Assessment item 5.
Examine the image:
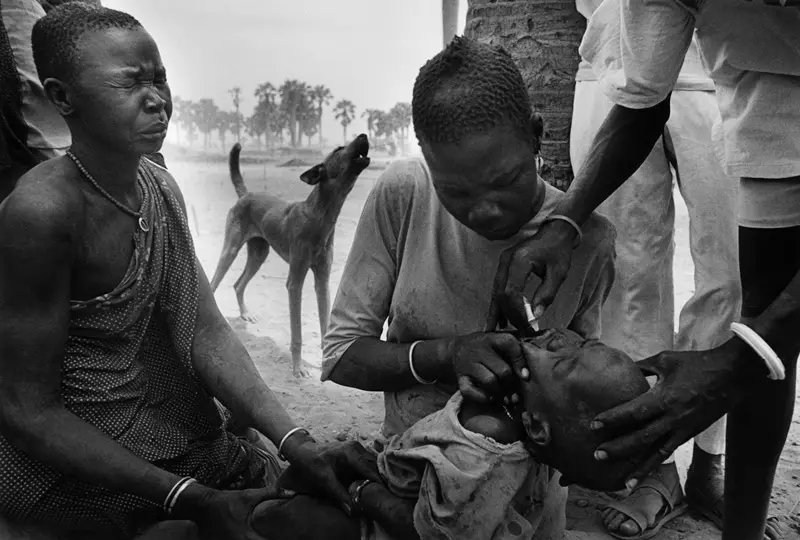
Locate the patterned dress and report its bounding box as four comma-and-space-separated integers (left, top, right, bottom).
0, 158, 280, 538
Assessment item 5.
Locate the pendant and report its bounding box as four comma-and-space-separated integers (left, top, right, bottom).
138, 217, 150, 232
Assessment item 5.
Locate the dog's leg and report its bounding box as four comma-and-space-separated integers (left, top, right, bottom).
210, 214, 246, 293
312, 245, 333, 351
287, 259, 311, 378
233, 238, 270, 323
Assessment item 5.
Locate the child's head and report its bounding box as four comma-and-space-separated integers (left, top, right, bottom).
32, 3, 171, 155
513, 329, 648, 491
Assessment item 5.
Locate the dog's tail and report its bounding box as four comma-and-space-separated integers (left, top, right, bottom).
229, 143, 248, 198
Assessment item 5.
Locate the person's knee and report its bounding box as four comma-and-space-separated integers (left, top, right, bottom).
135, 520, 198, 540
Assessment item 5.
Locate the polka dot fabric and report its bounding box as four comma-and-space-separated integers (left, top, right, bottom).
0, 159, 248, 537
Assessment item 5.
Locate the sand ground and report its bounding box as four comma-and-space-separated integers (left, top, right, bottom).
164, 146, 799, 540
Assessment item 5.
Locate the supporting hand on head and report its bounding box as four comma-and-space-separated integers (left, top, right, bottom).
589, 341, 751, 489
485, 220, 579, 334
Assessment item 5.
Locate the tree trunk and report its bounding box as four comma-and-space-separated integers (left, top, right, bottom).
464, 0, 584, 191
288, 111, 298, 147
342, 125, 347, 145
442, 0, 460, 48
318, 111, 324, 146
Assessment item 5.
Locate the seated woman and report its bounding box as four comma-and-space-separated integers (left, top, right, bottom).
249, 330, 650, 540
320, 35, 618, 540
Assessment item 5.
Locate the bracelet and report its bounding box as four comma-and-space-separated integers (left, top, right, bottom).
730, 322, 786, 381
352, 479, 373, 510
409, 340, 437, 385
163, 477, 196, 516
277, 427, 310, 461
543, 214, 583, 249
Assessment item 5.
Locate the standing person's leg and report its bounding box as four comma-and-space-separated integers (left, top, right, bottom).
571, 81, 686, 539
663, 89, 740, 527
724, 178, 800, 540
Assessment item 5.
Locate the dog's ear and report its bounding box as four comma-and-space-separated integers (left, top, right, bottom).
300, 164, 327, 185
529, 111, 544, 154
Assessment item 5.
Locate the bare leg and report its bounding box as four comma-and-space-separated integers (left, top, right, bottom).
723, 225, 800, 540
135, 521, 199, 540
233, 238, 270, 323
251, 496, 360, 540
312, 251, 332, 350
287, 260, 310, 378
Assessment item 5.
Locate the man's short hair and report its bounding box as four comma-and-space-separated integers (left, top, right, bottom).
412, 36, 534, 146
32, 2, 141, 85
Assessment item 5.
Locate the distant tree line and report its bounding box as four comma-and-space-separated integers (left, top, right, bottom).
171, 80, 412, 153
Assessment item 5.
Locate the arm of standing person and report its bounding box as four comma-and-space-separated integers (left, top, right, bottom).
323, 160, 527, 403
485, 0, 693, 331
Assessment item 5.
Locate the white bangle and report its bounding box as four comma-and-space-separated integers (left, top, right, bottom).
277, 427, 310, 461
730, 322, 786, 381
543, 214, 583, 249
164, 477, 196, 516
409, 340, 437, 385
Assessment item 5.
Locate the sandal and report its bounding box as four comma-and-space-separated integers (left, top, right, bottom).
601, 464, 688, 540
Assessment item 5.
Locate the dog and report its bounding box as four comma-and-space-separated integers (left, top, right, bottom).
209, 134, 371, 377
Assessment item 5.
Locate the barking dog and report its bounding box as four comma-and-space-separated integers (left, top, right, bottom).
209, 134, 371, 377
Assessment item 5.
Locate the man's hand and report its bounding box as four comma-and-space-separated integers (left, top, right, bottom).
280, 438, 383, 516
588, 341, 753, 489
485, 220, 578, 333
447, 332, 529, 403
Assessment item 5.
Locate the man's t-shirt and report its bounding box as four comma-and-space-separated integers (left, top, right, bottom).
578, 0, 800, 180
322, 157, 616, 439
574, 0, 714, 92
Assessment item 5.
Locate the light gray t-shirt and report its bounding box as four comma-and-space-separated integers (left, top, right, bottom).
322, 157, 616, 439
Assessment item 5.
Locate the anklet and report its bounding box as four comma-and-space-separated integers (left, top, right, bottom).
730, 322, 786, 381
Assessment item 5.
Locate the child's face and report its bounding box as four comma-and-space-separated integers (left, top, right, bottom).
512, 329, 648, 491
66, 26, 172, 154
521, 331, 637, 416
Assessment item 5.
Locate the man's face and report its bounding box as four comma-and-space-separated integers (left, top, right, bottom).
420, 123, 541, 241
68, 27, 171, 154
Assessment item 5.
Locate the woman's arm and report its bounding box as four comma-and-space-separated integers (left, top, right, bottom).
323, 160, 454, 391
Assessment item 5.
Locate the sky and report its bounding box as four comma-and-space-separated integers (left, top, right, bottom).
101, 0, 469, 146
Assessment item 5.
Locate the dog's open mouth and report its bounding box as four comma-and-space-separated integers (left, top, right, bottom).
353, 144, 370, 168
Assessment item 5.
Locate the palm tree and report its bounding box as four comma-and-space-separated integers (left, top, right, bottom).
217, 110, 235, 150
389, 102, 412, 155
361, 108, 381, 139
194, 98, 219, 150
228, 86, 243, 142
442, 0, 460, 47
463, 0, 585, 190
171, 95, 185, 145
311, 85, 333, 147
333, 99, 356, 145
297, 94, 318, 147
278, 79, 307, 148
254, 82, 278, 148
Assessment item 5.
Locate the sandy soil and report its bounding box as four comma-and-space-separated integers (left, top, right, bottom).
165, 148, 799, 540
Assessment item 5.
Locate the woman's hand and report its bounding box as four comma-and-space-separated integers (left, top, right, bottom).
279, 435, 383, 516
446, 332, 529, 403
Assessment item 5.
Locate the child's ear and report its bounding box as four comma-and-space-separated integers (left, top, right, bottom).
521, 411, 551, 453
